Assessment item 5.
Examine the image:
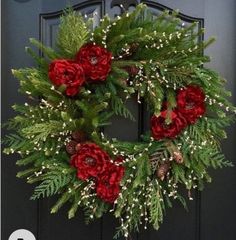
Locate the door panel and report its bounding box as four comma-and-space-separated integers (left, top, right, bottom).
202, 1, 236, 239
2, 1, 41, 240
2, 1, 236, 240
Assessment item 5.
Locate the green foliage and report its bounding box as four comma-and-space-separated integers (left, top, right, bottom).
51, 191, 72, 214
133, 154, 151, 187
111, 96, 135, 121
149, 181, 164, 230
31, 171, 73, 200
12, 68, 60, 99
3, 133, 34, 154
22, 121, 65, 142
2, 4, 235, 239
57, 8, 91, 58
16, 155, 37, 166
29, 38, 60, 60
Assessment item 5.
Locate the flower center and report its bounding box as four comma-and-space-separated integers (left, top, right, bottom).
186, 101, 195, 110
64, 70, 69, 76
103, 180, 110, 188
90, 56, 98, 65
163, 122, 171, 129
85, 157, 96, 166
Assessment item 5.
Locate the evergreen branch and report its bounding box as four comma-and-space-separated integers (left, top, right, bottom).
21, 120, 65, 142
3, 133, 34, 154
111, 96, 135, 121
51, 191, 71, 214
150, 184, 164, 230
30, 172, 72, 200
57, 9, 91, 58
25, 46, 48, 69
29, 38, 59, 60
68, 192, 80, 219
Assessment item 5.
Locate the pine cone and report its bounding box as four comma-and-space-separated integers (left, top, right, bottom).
119, 78, 128, 87
75, 143, 82, 152
66, 140, 78, 155
129, 42, 139, 53
124, 66, 139, 77
72, 131, 86, 143
156, 162, 170, 181
173, 151, 183, 164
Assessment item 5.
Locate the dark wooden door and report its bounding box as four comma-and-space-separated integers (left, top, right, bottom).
2, 0, 236, 240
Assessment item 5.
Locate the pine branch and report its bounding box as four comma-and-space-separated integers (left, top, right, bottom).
57, 9, 91, 58
133, 154, 152, 188
29, 38, 59, 60
51, 191, 71, 214
149, 183, 164, 230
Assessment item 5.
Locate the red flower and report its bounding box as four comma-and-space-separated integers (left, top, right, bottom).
70, 142, 125, 203
177, 85, 206, 124
70, 143, 110, 180
96, 181, 120, 204
96, 161, 125, 203
151, 110, 187, 140
76, 43, 112, 81
104, 160, 125, 185
48, 59, 85, 96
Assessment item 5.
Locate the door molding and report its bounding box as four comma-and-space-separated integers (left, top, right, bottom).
110, 0, 138, 13
14, 0, 32, 2
142, 1, 204, 25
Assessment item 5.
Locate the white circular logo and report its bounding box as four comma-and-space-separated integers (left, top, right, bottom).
8, 229, 36, 240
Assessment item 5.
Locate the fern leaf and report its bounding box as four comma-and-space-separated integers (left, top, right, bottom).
31, 173, 72, 200
111, 96, 135, 121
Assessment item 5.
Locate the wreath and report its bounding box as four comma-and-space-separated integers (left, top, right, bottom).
4, 4, 236, 238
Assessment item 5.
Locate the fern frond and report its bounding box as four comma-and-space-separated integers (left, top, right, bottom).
111, 96, 135, 121
31, 172, 72, 200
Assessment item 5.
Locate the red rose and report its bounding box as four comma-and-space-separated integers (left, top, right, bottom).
151, 110, 187, 140
70, 143, 110, 180
48, 59, 85, 96
177, 85, 206, 124
76, 43, 112, 81
96, 181, 120, 204
96, 161, 124, 203
104, 161, 125, 185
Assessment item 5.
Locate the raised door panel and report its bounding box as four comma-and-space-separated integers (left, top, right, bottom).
2, 1, 42, 240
